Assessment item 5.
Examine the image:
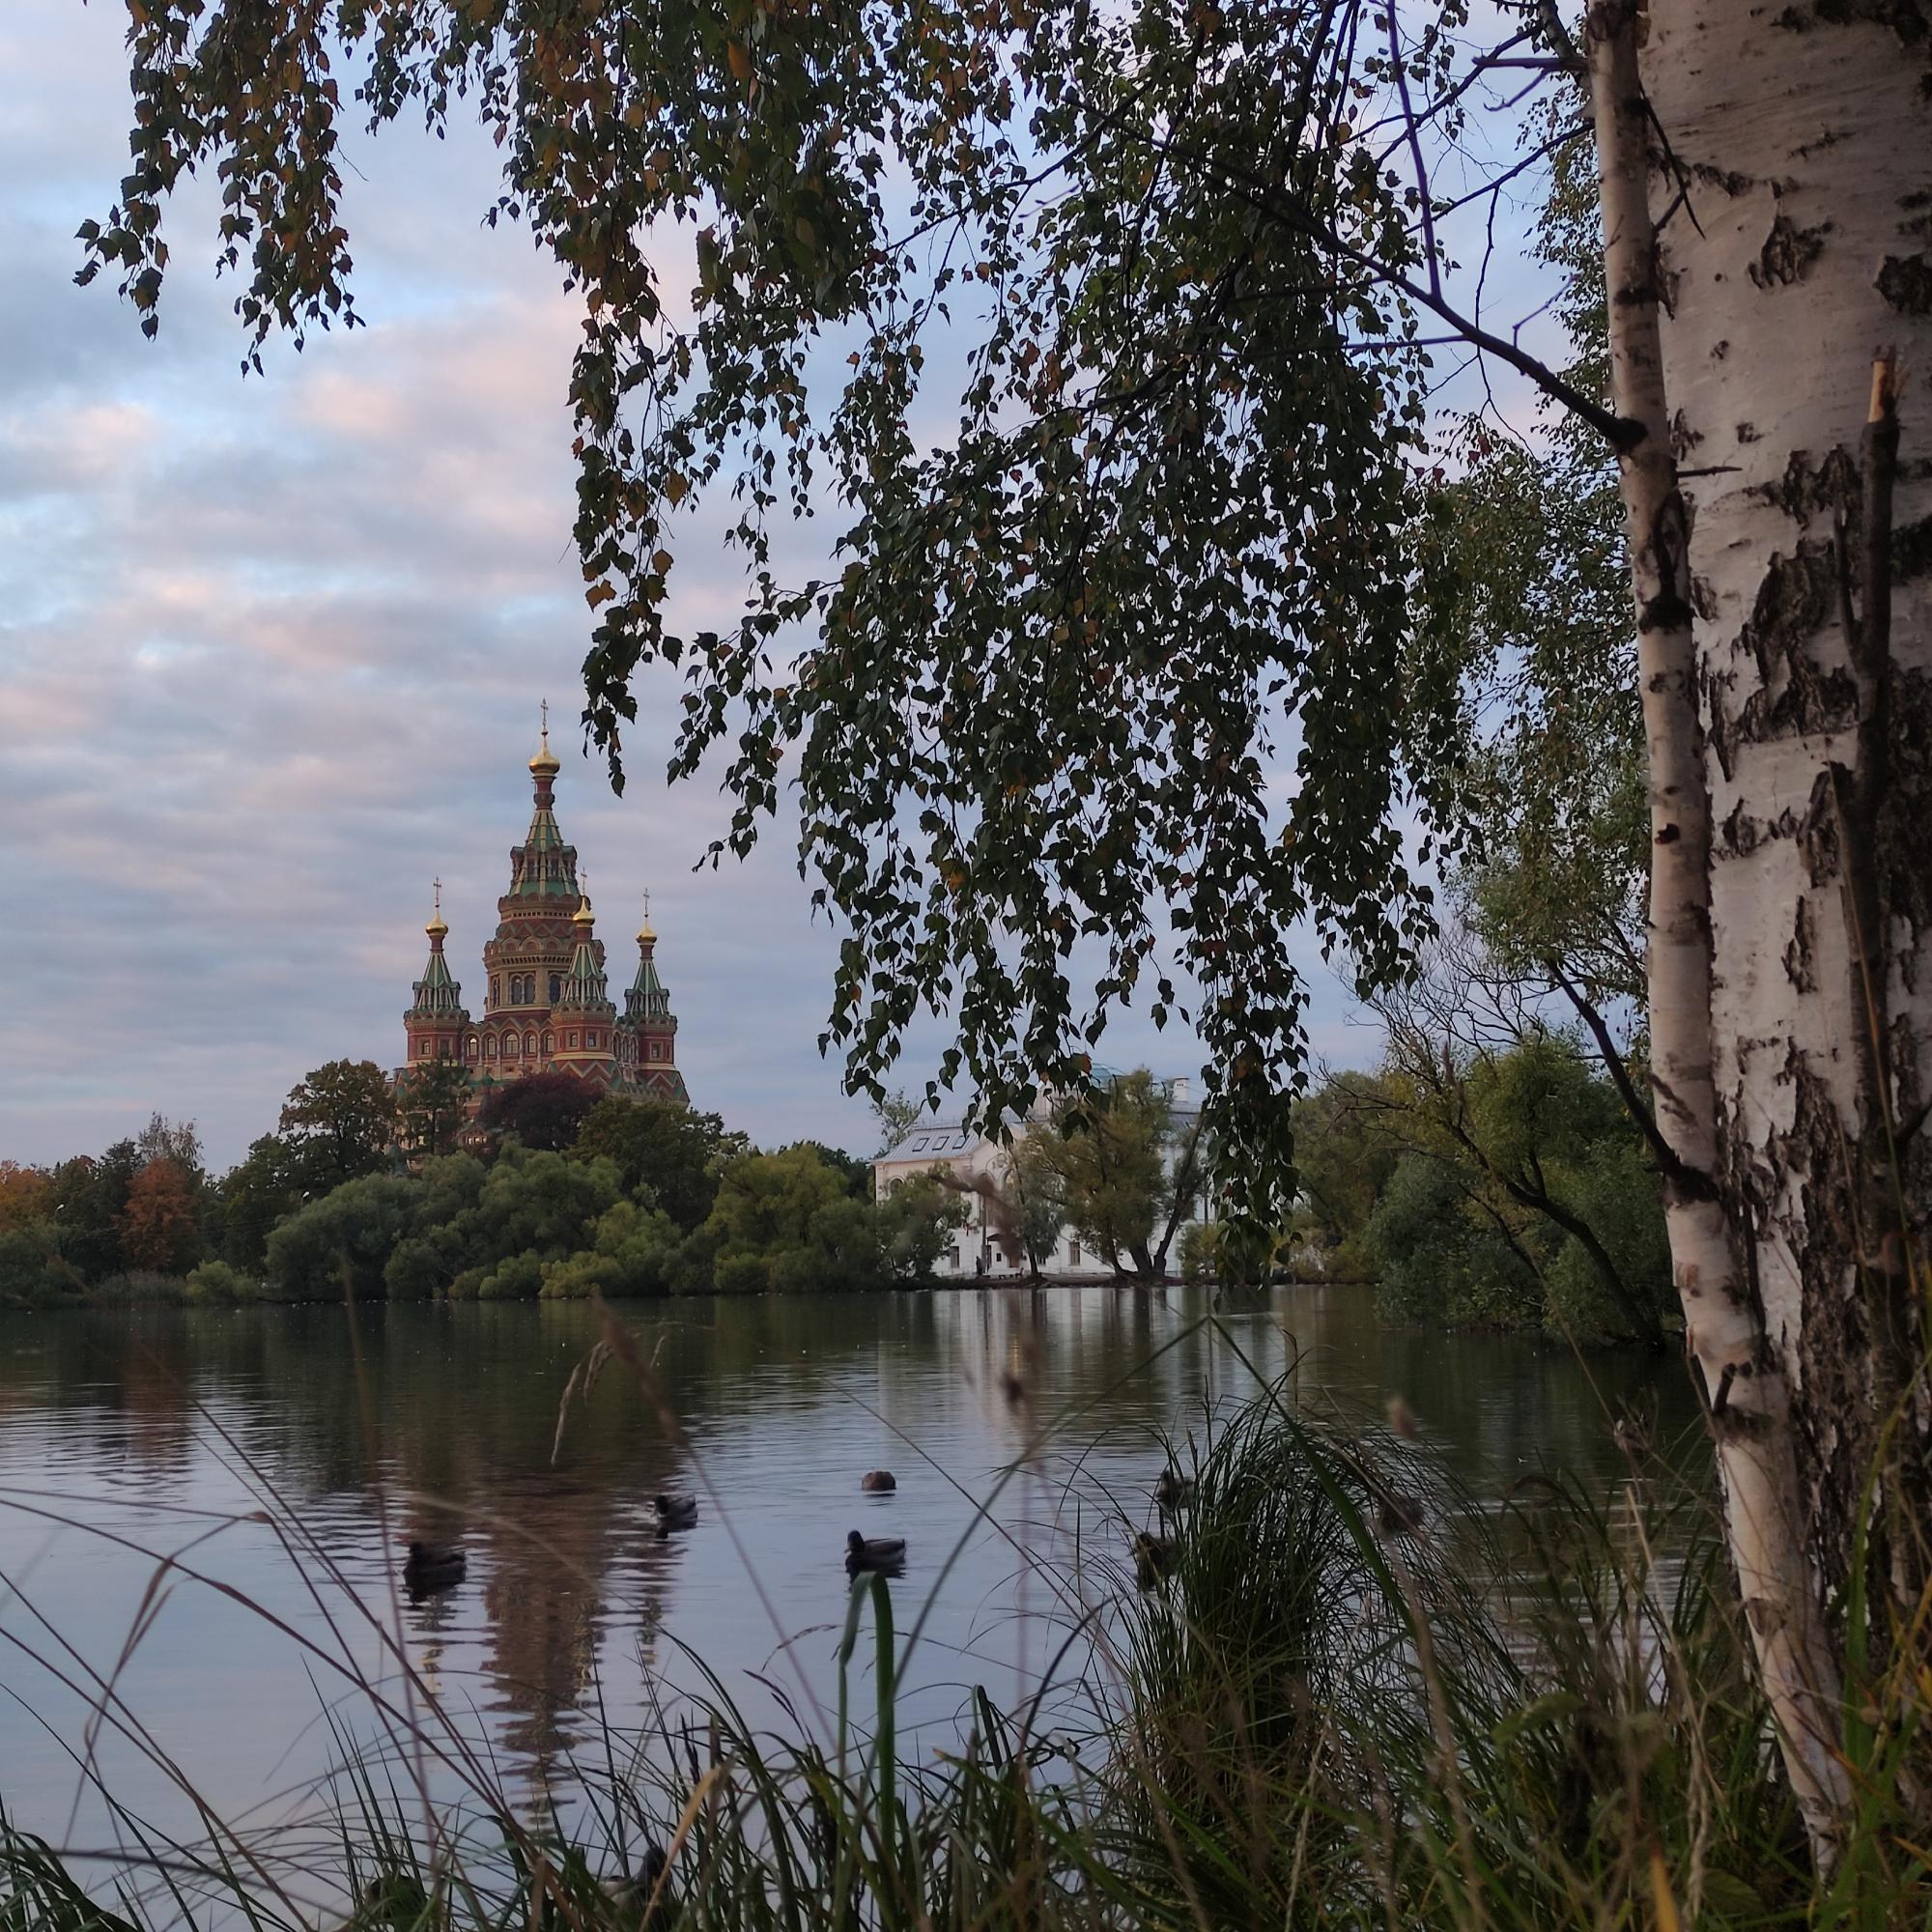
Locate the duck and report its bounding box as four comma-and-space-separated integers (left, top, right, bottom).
845, 1529, 907, 1573
861, 1469, 896, 1493
1151, 1468, 1195, 1512
1378, 1491, 1426, 1538
600, 1844, 669, 1927
652, 1493, 698, 1530
402, 1541, 466, 1592
1131, 1530, 1175, 1590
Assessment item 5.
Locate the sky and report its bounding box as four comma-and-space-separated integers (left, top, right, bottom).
0, 2, 1553, 1175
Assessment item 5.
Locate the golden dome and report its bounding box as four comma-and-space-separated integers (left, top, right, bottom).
573, 894, 596, 926
425, 912, 449, 939
637, 918, 658, 946
528, 699, 561, 777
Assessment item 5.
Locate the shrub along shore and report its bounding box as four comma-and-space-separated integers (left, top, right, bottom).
1, 1346, 1917, 1929
4, 1029, 1677, 1341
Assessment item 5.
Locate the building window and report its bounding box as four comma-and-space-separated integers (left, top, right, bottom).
526, 1032, 537, 1055
567, 1031, 580, 1049
1068, 1240, 1081, 1267
944, 1249, 958, 1269
550, 973, 562, 1003
484, 1037, 497, 1059
586, 1031, 598, 1048
650, 1041, 661, 1060
467, 1037, 479, 1059
542, 1032, 554, 1054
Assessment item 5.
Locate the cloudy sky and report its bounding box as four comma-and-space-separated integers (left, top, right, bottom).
2, 4, 1553, 1174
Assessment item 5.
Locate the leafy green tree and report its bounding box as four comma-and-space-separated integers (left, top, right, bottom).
476, 1074, 597, 1152
540, 1200, 682, 1299
1435, 126, 1646, 1029
1034, 1073, 1208, 1281
264, 1174, 419, 1300
397, 1057, 473, 1160
43, 1141, 141, 1283
79, 0, 1471, 1240
0, 1228, 74, 1308
698, 1147, 883, 1293
1366, 1154, 1546, 1333
219, 1134, 302, 1272
184, 1259, 259, 1305
1363, 964, 1671, 1343
874, 1174, 970, 1283
570, 1097, 746, 1229
1289, 1073, 1406, 1278
279, 1060, 397, 1196
871, 1091, 923, 1157
1007, 1135, 1069, 1277
786, 1142, 872, 1199
452, 1144, 621, 1264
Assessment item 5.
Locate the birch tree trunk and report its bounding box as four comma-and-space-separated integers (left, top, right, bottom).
1590, 0, 1932, 1859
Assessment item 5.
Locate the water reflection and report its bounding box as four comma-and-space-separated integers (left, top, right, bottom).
0, 1288, 1698, 1849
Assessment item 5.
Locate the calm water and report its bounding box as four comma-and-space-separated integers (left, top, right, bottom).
0, 1287, 1697, 1861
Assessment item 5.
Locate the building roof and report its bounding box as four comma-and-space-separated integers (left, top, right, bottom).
878, 1122, 978, 1163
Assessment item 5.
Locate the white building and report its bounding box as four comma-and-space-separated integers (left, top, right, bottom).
871, 1077, 1212, 1281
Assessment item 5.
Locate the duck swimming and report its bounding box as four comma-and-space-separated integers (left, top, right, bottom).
403, 1541, 466, 1592
861, 1470, 896, 1492
1152, 1469, 1195, 1512
652, 1493, 698, 1530
1130, 1531, 1174, 1590
845, 1530, 906, 1573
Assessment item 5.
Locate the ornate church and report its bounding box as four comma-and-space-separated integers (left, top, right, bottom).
401, 711, 689, 1106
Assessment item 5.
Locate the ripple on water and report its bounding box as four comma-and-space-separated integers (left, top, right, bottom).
0, 1287, 1694, 1850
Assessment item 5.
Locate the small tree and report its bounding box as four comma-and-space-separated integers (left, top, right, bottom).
475, 1073, 597, 1152
219, 1134, 300, 1272
118, 1157, 202, 1274
44, 1141, 142, 1283
876, 1172, 970, 1282
870, 1089, 923, 1157
1007, 1135, 1068, 1278
397, 1056, 472, 1160
0, 1162, 50, 1234
571, 1096, 746, 1228
279, 1060, 396, 1196
1035, 1073, 1208, 1281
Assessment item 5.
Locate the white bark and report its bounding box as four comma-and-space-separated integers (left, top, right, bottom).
1583, 0, 1889, 1857
1615, 0, 1932, 1857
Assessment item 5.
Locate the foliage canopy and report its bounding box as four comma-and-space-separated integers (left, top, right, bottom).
84, 0, 1482, 1224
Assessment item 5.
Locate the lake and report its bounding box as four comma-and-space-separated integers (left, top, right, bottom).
0, 1287, 1698, 1868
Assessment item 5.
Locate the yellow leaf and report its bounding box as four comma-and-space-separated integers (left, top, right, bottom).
1648, 1849, 1681, 1932
725, 40, 753, 80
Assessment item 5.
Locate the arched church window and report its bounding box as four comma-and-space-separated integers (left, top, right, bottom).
542, 1032, 554, 1054
526, 1031, 538, 1056
484, 1036, 497, 1059
467, 1037, 478, 1060
550, 973, 561, 1003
